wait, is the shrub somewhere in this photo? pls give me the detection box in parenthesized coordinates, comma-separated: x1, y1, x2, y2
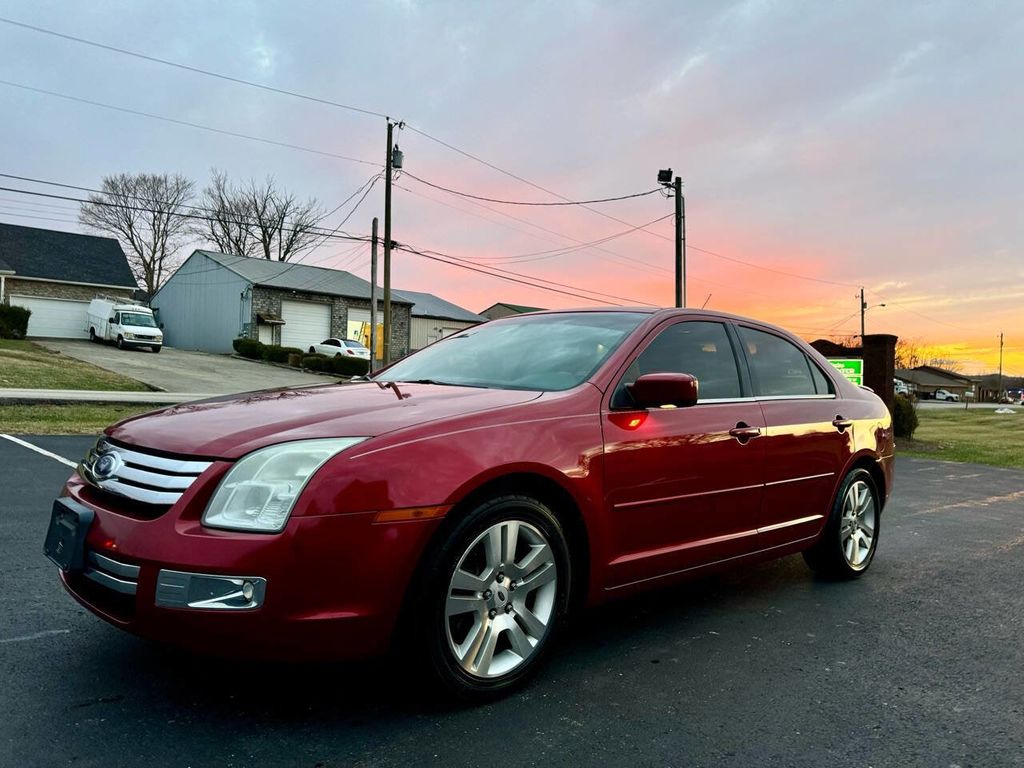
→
(261, 345, 304, 364)
(231, 337, 246, 352)
(301, 354, 328, 371)
(0, 304, 31, 339)
(329, 354, 370, 377)
(893, 395, 919, 439)
(235, 338, 264, 359)
(286, 352, 304, 367)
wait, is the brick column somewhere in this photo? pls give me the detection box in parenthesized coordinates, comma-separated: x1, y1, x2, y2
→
(862, 334, 897, 414)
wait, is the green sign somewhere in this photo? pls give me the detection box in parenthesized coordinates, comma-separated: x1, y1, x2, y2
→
(828, 358, 864, 386)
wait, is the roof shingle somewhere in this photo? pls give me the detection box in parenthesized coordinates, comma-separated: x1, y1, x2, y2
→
(0, 223, 136, 286)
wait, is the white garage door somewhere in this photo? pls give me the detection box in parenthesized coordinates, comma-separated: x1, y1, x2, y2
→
(10, 296, 89, 339)
(280, 300, 331, 349)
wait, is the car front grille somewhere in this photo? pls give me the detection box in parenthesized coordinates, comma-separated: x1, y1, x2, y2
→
(80, 438, 213, 508)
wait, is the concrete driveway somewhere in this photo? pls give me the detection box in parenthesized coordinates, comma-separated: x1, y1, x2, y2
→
(40, 339, 329, 394)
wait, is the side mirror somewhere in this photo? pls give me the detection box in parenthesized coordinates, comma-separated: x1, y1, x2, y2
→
(628, 373, 699, 409)
(109, 316, 116, 323)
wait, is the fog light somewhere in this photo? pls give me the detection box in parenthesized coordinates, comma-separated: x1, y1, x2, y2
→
(155, 570, 266, 610)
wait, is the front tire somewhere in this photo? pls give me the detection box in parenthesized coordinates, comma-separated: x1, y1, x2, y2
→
(116, 335, 125, 350)
(410, 495, 571, 701)
(151, 345, 161, 353)
(803, 468, 880, 579)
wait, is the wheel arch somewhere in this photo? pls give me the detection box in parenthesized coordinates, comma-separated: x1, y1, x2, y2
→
(397, 468, 592, 641)
(843, 451, 888, 509)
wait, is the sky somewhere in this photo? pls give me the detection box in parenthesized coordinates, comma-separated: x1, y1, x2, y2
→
(1, 0, 1021, 374)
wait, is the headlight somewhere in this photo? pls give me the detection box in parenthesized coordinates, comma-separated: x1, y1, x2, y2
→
(202, 438, 367, 533)
(124, 332, 136, 340)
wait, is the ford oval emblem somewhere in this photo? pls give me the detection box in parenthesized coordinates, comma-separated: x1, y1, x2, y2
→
(93, 452, 122, 480)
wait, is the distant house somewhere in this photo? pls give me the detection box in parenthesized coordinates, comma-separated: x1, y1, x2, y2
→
(895, 365, 974, 398)
(0, 223, 136, 338)
(399, 289, 485, 350)
(152, 250, 413, 355)
(479, 302, 546, 320)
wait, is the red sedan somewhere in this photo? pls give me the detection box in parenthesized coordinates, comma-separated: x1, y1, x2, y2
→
(45, 309, 894, 699)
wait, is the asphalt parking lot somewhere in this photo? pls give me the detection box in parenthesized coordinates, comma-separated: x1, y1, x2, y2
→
(2, 435, 1023, 767)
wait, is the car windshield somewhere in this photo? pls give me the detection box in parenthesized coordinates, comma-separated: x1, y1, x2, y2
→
(375, 311, 647, 391)
(120, 312, 157, 328)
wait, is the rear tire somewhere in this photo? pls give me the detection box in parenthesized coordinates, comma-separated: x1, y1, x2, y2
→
(803, 468, 880, 579)
(309, 346, 316, 354)
(407, 495, 572, 702)
(89, 328, 97, 343)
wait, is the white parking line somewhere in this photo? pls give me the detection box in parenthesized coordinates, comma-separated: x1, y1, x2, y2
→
(0, 629, 71, 644)
(0, 434, 77, 469)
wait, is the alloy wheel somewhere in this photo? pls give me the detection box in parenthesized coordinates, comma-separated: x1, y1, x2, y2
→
(445, 520, 558, 679)
(840, 479, 876, 569)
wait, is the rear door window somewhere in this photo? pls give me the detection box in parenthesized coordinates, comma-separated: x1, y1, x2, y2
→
(737, 326, 828, 398)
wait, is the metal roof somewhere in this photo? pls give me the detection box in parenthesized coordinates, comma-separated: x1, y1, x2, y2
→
(0, 223, 136, 286)
(197, 250, 412, 304)
(395, 289, 485, 322)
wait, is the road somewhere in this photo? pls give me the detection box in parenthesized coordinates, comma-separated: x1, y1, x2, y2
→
(40, 340, 328, 394)
(2, 435, 1023, 767)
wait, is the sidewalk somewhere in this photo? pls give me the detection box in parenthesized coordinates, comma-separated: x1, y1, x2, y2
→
(0, 389, 214, 405)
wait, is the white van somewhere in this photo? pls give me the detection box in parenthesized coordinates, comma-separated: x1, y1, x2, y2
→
(87, 298, 163, 352)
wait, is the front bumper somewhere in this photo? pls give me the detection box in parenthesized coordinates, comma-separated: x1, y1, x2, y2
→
(57, 474, 442, 660)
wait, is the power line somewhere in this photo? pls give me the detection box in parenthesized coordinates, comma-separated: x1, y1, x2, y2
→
(0, 79, 379, 167)
(0, 16, 389, 120)
(0, 184, 368, 245)
(403, 171, 662, 207)
(393, 241, 653, 306)
(393, 243, 626, 306)
(0, 16, 866, 295)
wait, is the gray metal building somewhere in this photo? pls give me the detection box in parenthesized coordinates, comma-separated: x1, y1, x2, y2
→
(398, 289, 485, 350)
(152, 250, 413, 355)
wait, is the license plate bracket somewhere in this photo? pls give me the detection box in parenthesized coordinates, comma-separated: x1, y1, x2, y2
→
(43, 498, 95, 571)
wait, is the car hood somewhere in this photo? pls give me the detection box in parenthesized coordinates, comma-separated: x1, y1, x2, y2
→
(107, 382, 542, 459)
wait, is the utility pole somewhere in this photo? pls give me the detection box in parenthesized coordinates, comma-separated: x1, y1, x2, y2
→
(860, 287, 867, 345)
(676, 176, 686, 308)
(369, 217, 378, 372)
(658, 169, 685, 307)
(997, 331, 1004, 400)
(383, 120, 394, 366)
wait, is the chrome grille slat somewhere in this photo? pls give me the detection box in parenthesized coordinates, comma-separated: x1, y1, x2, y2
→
(113, 446, 212, 475)
(81, 439, 213, 508)
(113, 464, 195, 490)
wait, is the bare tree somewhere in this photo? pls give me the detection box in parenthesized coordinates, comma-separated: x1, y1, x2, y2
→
(79, 173, 195, 294)
(895, 337, 925, 369)
(197, 170, 257, 258)
(197, 170, 326, 261)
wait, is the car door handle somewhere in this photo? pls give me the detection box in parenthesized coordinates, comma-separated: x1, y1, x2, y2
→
(832, 416, 853, 432)
(729, 423, 762, 443)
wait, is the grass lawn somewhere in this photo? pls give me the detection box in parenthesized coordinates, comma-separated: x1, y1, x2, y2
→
(0, 339, 148, 391)
(0, 404, 159, 435)
(899, 407, 1024, 469)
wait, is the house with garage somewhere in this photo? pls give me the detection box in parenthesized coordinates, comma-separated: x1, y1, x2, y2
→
(399, 289, 485, 350)
(152, 250, 413, 356)
(0, 223, 136, 338)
